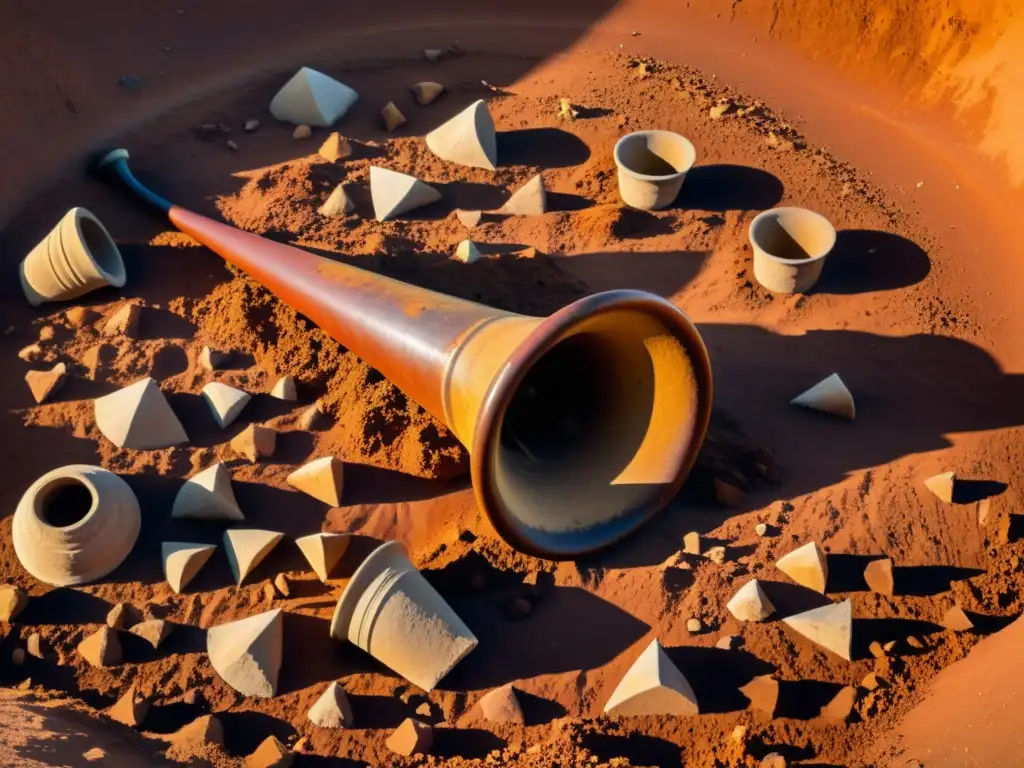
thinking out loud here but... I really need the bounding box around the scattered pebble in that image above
[424,49,444,62]
[706,546,727,565]
[906,635,924,649]
[709,103,731,119]
[83,748,108,762]
[18,344,43,362]
[558,98,579,120]
[293,125,312,140]
[263,582,277,602]
[715,634,738,650]
[761,754,787,768]
[38,326,55,342]
[730,724,747,744]
[293,737,309,753]
[226,140,239,151]
[686,618,702,633]
[382,102,407,132]
[415,701,432,717]
[273,573,290,598]
[682,531,701,556]
[103,303,141,338]
[755,523,768,537]
[65,306,95,328]
[868,641,886,658]
[319,132,352,162]
[244,119,260,132]
[860,672,884,691]
[199,346,230,371]
[27,633,43,659]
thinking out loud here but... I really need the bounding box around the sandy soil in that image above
[0,7,1022,768]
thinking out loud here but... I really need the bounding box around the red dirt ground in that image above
[0,2,1022,767]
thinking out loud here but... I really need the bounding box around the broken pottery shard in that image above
[162,542,217,594]
[782,598,852,661]
[739,674,779,717]
[270,375,297,401]
[170,715,224,748]
[790,373,855,420]
[942,605,974,631]
[411,81,445,106]
[727,579,776,622]
[231,424,277,462]
[199,346,230,371]
[369,166,442,222]
[864,558,895,596]
[269,67,358,127]
[94,377,188,449]
[455,209,482,228]
[206,609,283,698]
[318,132,352,161]
[478,684,525,725]
[382,101,407,132]
[103,303,141,338]
[202,381,252,428]
[604,638,699,716]
[223,529,285,585]
[424,99,497,170]
[319,185,354,216]
[499,174,547,216]
[108,683,150,727]
[820,685,856,723]
[924,472,956,503]
[25,363,67,404]
[299,401,326,430]
[286,456,344,506]
[246,735,293,768]
[308,681,353,728]
[172,463,244,521]
[454,239,482,264]
[295,532,351,581]
[387,717,433,756]
[0,584,28,621]
[106,602,140,630]
[776,541,828,593]
[79,626,122,667]
[129,619,172,649]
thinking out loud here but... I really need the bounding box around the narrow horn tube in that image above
[95,148,713,559]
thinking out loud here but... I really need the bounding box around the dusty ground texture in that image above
[0,43,1021,768]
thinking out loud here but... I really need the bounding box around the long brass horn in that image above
[96,148,713,559]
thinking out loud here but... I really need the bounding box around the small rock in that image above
[411,82,445,106]
[263,582,277,602]
[231,424,277,462]
[103,303,141,338]
[65,307,95,327]
[0,584,29,621]
[27,633,43,659]
[293,738,309,753]
[558,98,578,121]
[978,497,994,525]
[686,618,702,633]
[709,103,731,119]
[226,140,239,151]
[715,634,738,650]
[293,125,312,139]
[79,626,122,667]
[83,748,108,762]
[270,376,297,401]
[714,479,746,507]
[906,635,924,649]
[883,640,898,653]
[942,605,974,631]
[382,102,407,132]
[864,558,895,596]
[246,735,293,768]
[387,717,433,756]
[218,123,232,134]
[761,754,787,768]
[38,325,55,342]
[868,641,886,658]
[129,619,172,649]
[108,682,151,727]
[199,123,219,135]
[318,132,352,161]
[860,672,884,691]
[299,401,326,430]
[198,346,230,371]
[424,49,444,62]
[730,724,747,744]
[18,344,43,362]
[707,546,727,565]
[415,701,432,717]
[682,531,701,555]
[755,523,768,537]
[273,573,290,598]
[106,602,140,630]
[244,119,260,132]
[12,647,25,666]
[25,363,67,404]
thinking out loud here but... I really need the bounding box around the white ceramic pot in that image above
[613,130,696,210]
[749,207,836,293]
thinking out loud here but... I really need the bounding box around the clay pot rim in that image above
[67,207,128,287]
[613,130,696,182]
[30,473,100,533]
[748,206,837,266]
[329,539,408,641]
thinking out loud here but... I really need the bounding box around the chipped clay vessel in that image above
[749,206,837,293]
[613,130,696,211]
[13,465,141,586]
[330,540,478,691]
[20,207,127,307]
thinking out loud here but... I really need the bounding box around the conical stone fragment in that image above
[0,584,28,621]
[246,735,293,768]
[207,609,283,698]
[411,81,445,106]
[318,132,352,161]
[162,542,217,593]
[270,376,297,401]
[129,619,172,649]
[269,67,358,127]
[287,457,344,506]
[790,373,855,420]
[94,378,188,449]
[199,346,230,371]
[942,605,974,631]
[387,717,433,756]
[739,674,778,717]
[108,683,150,727]
[79,625,122,667]
[478,683,524,724]
[726,579,775,622]
[308,681,353,728]
[223,529,285,585]
[103,303,141,338]
[382,102,407,132]
[295,532,350,581]
[924,472,956,503]
[299,401,326,430]
[25,363,67,404]
[231,424,277,462]
[370,167,441,222]
[453,239,481,264]
[820,685,856,723]
[170,714,224,748]
[499,174,546,216]
[864,558,895,596]
[107,603,141,630]
[172,463,244,521]
[604,638,698,716]
[425,99,497,170]
[319,185,354,216]
[455,209,482,228]
[776,542,828,593]
[202,382,251,428]
[782,599,852,661]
